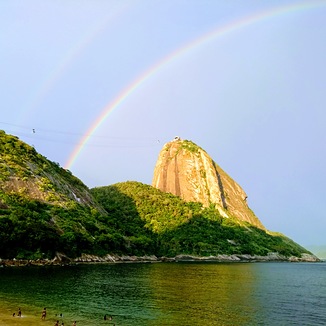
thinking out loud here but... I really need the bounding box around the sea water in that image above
[0,262,325,325]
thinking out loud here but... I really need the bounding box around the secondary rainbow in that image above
[65,0,326,170]
[18,2,131,126]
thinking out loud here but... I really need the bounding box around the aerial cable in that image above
[0,121,159,143]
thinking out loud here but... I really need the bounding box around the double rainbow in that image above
[64,0,325,170]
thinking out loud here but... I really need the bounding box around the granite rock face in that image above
[152,138,265,229]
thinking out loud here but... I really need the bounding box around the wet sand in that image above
[0,306,63,326]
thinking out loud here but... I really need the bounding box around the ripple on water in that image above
[0,262,325,326]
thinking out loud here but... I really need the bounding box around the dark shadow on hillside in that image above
[92,185,159,255]
[158,215,306,258]
[213,165,227,209]
[92,184,309,258]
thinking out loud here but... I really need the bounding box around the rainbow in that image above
[18,2,131,126]
[64,0,325,170]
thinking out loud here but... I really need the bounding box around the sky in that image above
[1,0,326,247]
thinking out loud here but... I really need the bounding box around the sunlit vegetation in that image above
[91,182,308,258]
[0,130,310,260]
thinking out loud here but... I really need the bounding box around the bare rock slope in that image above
[152,138,265,229]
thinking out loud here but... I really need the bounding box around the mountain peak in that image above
[152,138,265,229]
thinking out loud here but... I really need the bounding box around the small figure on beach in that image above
[61,323,64,326]
[13,313,16,317]
[104,314,107,320]
[72,321,77,326]
[18,308,22,317]
[41,307,47,320]
[54,320,59,326]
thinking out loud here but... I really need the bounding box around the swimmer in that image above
[41,307,47,320]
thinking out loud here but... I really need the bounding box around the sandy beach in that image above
[0,305,67,326]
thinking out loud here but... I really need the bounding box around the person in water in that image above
[104,314,113,321]
[41,307,47,320]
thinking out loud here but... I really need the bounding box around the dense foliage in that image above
[91,182,309,258]
[0,131,84,189]
[0,130,310,259]
[0,130,113,259]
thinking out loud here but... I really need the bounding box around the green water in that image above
[0,262,325,325]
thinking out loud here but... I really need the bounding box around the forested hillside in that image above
[0,130,115,259]
[0,130,312,260]
[91,181,310,258]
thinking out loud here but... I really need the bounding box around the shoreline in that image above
[0,252,320,267]
[0,306,58,326]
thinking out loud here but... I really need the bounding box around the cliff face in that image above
[0,131,314,260]
[152,138,265,229]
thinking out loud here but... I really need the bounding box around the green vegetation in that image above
[91,182,308,257]
[180,139,201,153]
[0,130,311,260]
[0,130,87,199]
[0,130,112,259]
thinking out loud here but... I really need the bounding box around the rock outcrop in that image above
[152,138,265,229]
[0,130,105,213]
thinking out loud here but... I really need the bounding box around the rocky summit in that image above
[152,137,265,229]
[0,130,317,261]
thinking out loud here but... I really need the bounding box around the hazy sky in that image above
[1,0,325,247]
